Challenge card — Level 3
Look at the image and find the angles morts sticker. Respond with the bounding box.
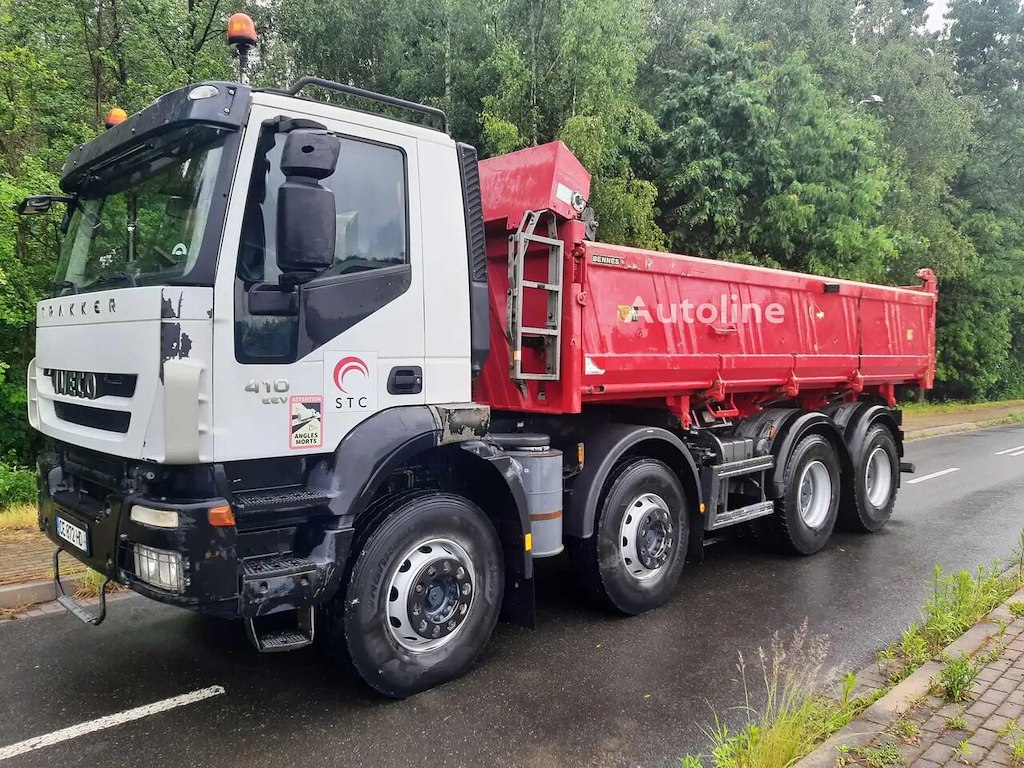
[324,351,377,412]
[289,395,323,449]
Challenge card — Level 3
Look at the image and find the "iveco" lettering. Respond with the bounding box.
[49,369,99,399]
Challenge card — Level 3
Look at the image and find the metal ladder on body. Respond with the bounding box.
[507,209,564,382]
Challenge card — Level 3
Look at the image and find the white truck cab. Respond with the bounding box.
[23,79,522,697]
[31,81,478,465]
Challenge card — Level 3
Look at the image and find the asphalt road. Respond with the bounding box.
[2,424,1024,768]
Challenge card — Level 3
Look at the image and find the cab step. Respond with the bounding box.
[53,547,108,626]
[240,554,326,620]
[245,606,315,652]
[232,486,332,515]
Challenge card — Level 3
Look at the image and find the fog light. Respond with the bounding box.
[130,505,179,529]
[132,544,184,593]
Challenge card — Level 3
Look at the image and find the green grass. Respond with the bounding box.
[956,740,973,760]
[901,398,1024,415]
[892,717,919,741]
[1010,602,1024,618]
[879,541,1024,678]
[997,718,1018,738]
[946,713,967,730]
[938,654,979,702]
[847,743,902,767]
[1012,735,1024,763]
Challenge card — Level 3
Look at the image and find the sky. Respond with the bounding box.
[925,0,950,32]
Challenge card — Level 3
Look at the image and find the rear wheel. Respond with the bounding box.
[841,425,899,532]
[324,491,504,697]
[768,434,840,555]
[571,458,689,615]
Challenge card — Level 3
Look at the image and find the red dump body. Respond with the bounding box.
[473,142,938,426]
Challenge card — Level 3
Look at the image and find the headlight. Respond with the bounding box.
[130,505,179,529]
[132,544,184,593]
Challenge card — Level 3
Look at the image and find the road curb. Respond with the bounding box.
[793,589,1024,768]
[0,575,82,610]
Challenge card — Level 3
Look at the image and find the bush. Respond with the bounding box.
[0,462,36,509]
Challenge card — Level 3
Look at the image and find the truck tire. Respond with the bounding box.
[769,434,840,555]
[326,491,504,697]
[841,425,899,532]
[570,458,688,615]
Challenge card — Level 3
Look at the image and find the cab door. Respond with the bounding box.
[211,99,426,462]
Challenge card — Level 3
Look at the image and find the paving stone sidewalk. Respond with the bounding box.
[0,531,62,585]
[799,590,1024,768]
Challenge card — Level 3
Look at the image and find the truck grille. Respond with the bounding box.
[42,369,138,399]
[54,402,130,433]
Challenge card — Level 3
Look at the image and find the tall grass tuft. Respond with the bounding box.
[682,622,864,768]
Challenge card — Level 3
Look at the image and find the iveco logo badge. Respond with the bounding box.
[48,369,99,399]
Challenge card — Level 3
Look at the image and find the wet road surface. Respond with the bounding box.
[1,424,1023,767]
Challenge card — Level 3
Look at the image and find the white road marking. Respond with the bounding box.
[0,685,225,761]
[906,467,960,485]
[994,444,1024,455]
[1010,450,1024,457]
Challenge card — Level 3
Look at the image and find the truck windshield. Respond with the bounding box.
[54,137,225,295]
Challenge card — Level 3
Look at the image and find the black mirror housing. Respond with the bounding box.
[17,194,72,216]
[276,130,341,276]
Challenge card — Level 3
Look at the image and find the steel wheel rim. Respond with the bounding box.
[864,446,893,508]
[618,492,674,581]
[797,460,832,529]
[386,537,475,652]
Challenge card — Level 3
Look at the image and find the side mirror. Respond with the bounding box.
[276,130,341,277]
[17,194,73,216]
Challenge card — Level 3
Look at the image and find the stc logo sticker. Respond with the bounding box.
[333,356,368,393]
[325,351,377,412]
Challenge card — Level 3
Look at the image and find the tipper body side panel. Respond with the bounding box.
[474,142,938,417]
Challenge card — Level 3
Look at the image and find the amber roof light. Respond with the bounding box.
[227,12,257,47]
[104,107,127,129]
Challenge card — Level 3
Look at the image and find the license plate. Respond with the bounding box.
[56,517,89,553]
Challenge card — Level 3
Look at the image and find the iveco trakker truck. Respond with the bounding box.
[19,15,936,697]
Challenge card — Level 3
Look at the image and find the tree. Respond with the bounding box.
[655,31,897,280]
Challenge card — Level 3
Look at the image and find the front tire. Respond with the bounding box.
[326,491,504,697]
[841,425,899,532]
[768,434,840,555]
[571,458,689,615]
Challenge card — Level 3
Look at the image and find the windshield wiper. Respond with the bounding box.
[52,280,79,296]
[88,272,138,290]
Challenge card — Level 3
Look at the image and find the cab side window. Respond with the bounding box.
[235,126,411,362]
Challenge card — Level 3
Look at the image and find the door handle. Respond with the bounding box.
[387,366,423,395]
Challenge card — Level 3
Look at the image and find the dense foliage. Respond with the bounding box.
[1,0,1023,464]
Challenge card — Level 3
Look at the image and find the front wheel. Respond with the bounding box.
[325,491,504,697]
[570,458,689,615]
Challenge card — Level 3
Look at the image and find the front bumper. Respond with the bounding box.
[38,451,352,619]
